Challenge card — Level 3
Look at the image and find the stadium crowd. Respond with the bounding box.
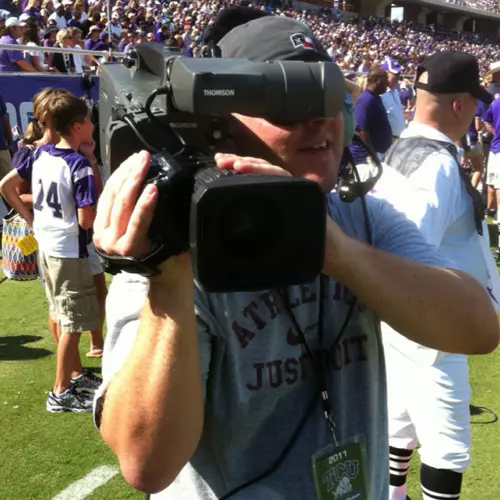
[1,0,500,77]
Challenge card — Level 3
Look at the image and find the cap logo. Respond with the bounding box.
[290,33,315,51]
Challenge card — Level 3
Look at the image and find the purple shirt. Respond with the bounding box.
[350,89,392,164]
[93,41,109,51]
[25,6,41,22]
[483,98,500,153]
[117,40,127,52]
[67,19,83,29]
[156,31,169,42]
[12,144,34,169]
[0,35,24,72]
[84,38,99,50]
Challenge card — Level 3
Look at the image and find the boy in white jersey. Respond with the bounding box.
[1,94,100,412]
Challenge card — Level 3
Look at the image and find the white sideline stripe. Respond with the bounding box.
[51,465,119,500]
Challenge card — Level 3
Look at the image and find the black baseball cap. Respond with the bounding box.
[217,15,331,63]
[415,51,492,104]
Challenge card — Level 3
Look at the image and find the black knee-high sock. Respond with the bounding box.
[389,446,413,499]
[421,462,463,500]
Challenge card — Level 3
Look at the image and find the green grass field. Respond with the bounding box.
[1,270,499,499]
[0,276,142,500]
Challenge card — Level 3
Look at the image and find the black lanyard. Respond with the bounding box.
[278,275,339,445]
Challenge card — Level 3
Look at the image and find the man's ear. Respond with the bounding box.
[452,97,464,118]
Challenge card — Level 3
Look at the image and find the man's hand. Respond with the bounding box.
[79,140,97,162]
[93,151,192,286]
[93,150,158,260]
[214,153,291,177]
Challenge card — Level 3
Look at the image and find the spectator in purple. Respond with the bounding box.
[43,26,58,48]
[117,30,131,52]
[350,67,393,165]
[0,18,37,72]
[67,10,83,29]
[93,31,110,52]
[24,0,42,23]
[156,21,170,42]
[84,25,100,50]
[127,12,138,32]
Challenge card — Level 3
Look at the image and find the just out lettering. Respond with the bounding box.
[232,283,364,349]
[245,334,368,392]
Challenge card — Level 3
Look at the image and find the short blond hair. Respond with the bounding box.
[56,28,70,45]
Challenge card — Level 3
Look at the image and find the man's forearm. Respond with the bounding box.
[100,278,204,494]
[325,235,499,354]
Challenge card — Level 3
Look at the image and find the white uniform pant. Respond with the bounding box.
[385,343,471,473]
[486,150,500,189]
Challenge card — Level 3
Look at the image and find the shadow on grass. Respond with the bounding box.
[470,404,499,424]
[0,335,52,361]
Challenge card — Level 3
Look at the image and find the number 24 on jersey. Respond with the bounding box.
[33,180,63,219]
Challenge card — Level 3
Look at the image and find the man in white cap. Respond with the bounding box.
[0,18,36,72]
[380,56,406,140]
[48,2,67,29]
[108,12,122,41]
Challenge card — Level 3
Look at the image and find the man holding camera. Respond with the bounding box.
[92,15,499,500]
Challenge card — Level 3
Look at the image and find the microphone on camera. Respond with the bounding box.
[338,134,383,203]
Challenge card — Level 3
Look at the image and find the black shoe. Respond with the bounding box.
[71,369,102,395]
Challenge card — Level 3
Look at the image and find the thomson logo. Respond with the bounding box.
[203,89,235,97]
[170,122,197,129]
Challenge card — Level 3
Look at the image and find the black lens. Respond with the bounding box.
[216,195,282,261]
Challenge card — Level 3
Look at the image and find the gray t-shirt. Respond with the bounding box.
[98,191,448,500]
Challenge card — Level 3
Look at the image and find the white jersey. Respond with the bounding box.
[370,122,500,363]
[17,144,96,259]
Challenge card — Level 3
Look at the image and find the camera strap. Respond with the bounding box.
[218,277,356,500]
[96,243,175,277]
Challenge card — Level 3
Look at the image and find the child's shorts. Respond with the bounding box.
[39,252,99,334]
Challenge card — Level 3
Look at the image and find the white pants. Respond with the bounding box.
[385,343,471,473]
[486,150,500,189]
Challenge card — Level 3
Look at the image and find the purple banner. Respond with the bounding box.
[0,73,99,136]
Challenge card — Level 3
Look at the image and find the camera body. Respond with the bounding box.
[97,44,346,292]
